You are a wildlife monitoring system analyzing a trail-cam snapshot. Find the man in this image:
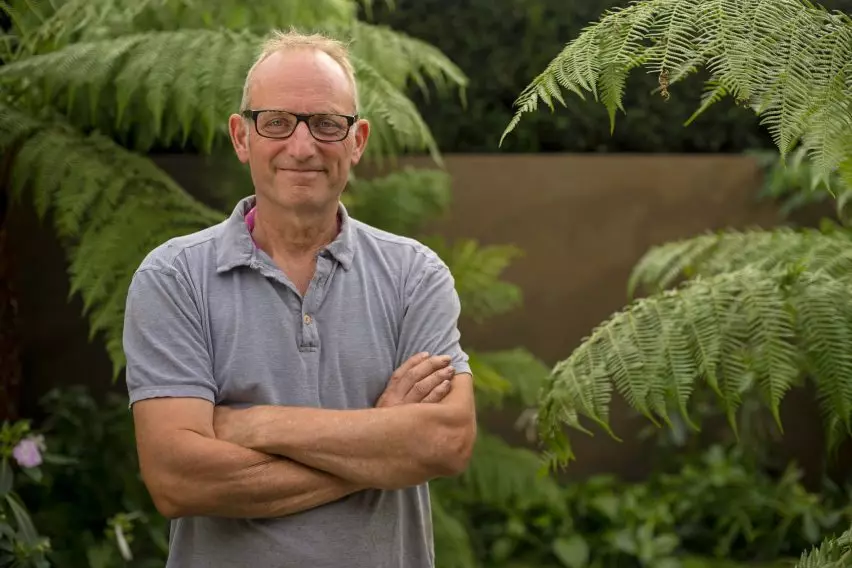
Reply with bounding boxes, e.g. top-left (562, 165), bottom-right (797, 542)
top-left (122, 29), bottom-right (476, 568)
